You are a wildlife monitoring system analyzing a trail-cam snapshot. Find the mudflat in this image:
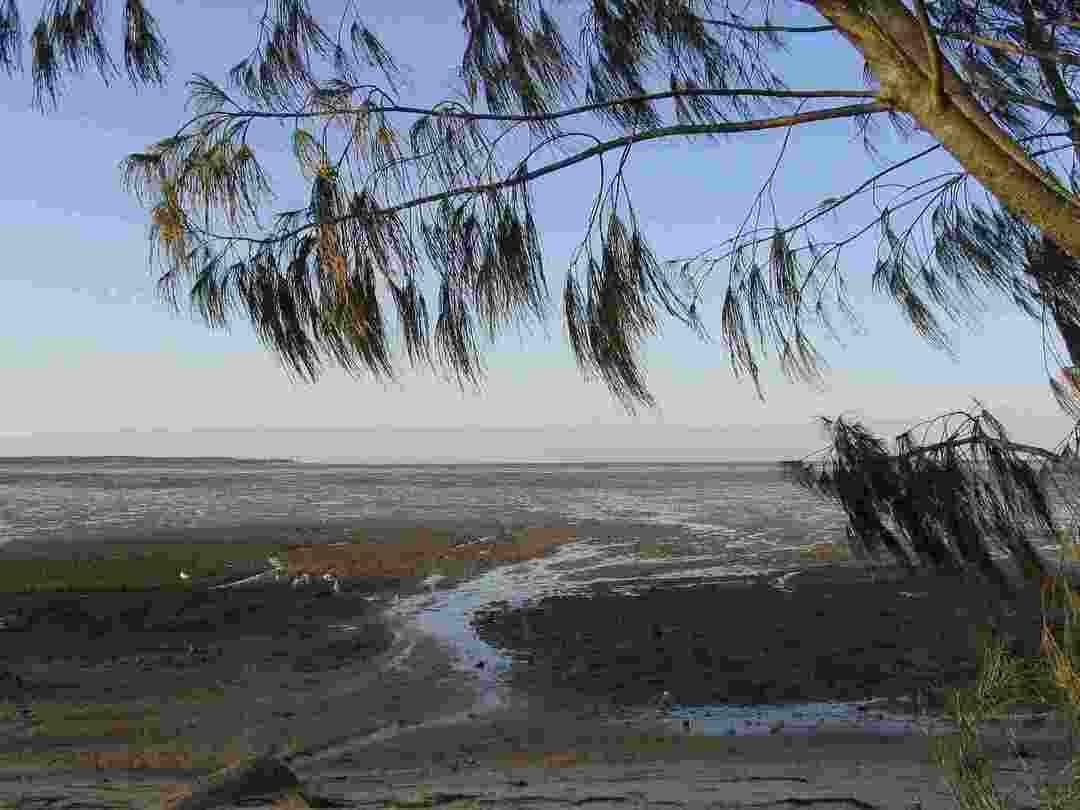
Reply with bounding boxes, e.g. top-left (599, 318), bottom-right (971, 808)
top-left (0, 526), bottom-right (586, 775)
top-left (0, 536), bottom-right (1075, 810)
top-left (471, 562), bottom-right (1054, 712)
